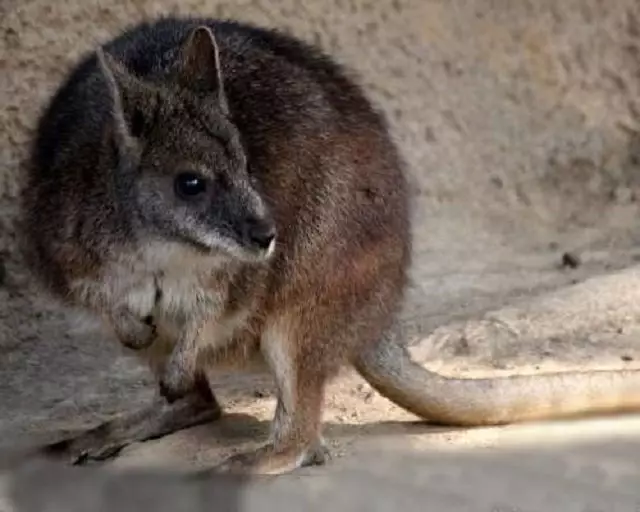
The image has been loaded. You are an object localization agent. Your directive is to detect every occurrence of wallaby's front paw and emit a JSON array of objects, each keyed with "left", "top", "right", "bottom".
[
  {"left": 158, "top": 358, "right": 194, "bottom": 403},
  {"left": 112, "top": 310, "right": 157, "bottom": 350}
]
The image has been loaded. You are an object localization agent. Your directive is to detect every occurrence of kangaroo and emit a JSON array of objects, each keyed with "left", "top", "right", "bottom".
[{"left": 21, "top": 16, "right": 640, "bottom": 475}]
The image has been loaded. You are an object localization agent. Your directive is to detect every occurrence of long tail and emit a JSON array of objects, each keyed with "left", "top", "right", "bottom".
[{"left": 353, "top": 337, "right": 640, "bottom": 426}]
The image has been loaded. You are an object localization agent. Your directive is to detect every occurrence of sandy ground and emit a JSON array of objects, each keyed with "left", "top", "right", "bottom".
[{"left": 2, "top": 0, "right": 640, "bottom": 509}]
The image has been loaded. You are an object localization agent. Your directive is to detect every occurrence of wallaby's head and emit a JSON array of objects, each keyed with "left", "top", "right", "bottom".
[{"left": 98, "top": 26, "right": 275, "bottom": 262}]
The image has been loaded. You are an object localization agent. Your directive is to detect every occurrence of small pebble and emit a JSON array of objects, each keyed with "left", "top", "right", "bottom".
[{"left": 561, "top": 251, "right": 581, "bottom": 269}]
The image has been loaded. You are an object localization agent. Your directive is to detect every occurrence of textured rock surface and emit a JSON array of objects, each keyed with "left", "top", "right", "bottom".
[{"left": 2, "top": 0, "right": 640, "bottom": 508}]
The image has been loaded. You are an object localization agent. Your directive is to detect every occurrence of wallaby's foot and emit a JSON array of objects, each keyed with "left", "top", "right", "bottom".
[
  {"left": 111, "top": 308, "right": 157, "bottom": 350},
  {"left": 215, "top": 440, "right": 330, "bottom": 475},
  {"left": 43, "top": 379, "right": 221, "bottom": 465}
]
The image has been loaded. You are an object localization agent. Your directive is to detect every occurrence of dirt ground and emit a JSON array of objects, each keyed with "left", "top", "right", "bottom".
[{"left": 2, "top": 0, "right": 640, "bottom": 509}]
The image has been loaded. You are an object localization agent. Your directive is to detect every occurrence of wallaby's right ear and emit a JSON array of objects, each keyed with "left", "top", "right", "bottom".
[
  {"left": 175, "top": 26, "right": 229, "bottom": 114},
  {"left": 96, "top": 48, "right": 149, "bottom": 153}
]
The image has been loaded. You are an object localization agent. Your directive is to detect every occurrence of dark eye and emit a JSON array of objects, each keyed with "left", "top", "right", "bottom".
[
  {"left": 174, "top": 172, "right": 207, "bottom": 199},
  {"left": 130, "top": 108, "right": 145, "bottom": 138}
]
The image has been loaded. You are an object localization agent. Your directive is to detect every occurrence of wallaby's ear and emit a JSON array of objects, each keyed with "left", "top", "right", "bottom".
[
  {"left": 96, "top": 48, "right": 149, "bottom": 154},
  {"left": 175, "top": 26, "right": 228, "bottom": 113}
]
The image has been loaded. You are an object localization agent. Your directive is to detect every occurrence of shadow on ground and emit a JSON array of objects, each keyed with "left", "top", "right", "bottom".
[{"left": 2, "top": 435, "right": 640, "bottom": 512}]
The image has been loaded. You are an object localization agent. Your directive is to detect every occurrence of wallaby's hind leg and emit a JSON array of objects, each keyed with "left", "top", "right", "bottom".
[
  {"left": 42, "top": 375, "right": 222, "bottom": 465},
  {"left": 215, "top": 318, "right": 330, "bottom": 475}
]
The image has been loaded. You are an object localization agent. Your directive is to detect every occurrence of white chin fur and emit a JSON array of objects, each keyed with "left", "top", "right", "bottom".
[
  {"left": 264, "top": 237, "right": 276, "bottom": 258},
  {"left": 197, "top": 233, "right": 276, "bottom": 263}
]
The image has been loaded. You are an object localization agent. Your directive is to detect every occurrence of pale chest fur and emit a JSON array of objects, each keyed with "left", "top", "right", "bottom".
[{"left": 70, "top": 241, "right": 250, "bottom": 356}]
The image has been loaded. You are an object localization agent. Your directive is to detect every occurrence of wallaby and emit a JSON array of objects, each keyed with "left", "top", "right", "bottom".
[{"left": 21, "top": 16, "right": 640, "bottom": 475}]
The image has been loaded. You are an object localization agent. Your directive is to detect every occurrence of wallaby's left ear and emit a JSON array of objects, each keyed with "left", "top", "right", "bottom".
[
  {"left": 175, "top": 26, "right": 228, "bottom": 113},
  {"left": 96, "top": 47, "right": 149, "bottom": 156}
]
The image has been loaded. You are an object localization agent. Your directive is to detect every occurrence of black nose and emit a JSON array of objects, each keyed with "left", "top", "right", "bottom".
[{"left": 245, "top": 219, "right": 276, "bottom": 251}]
